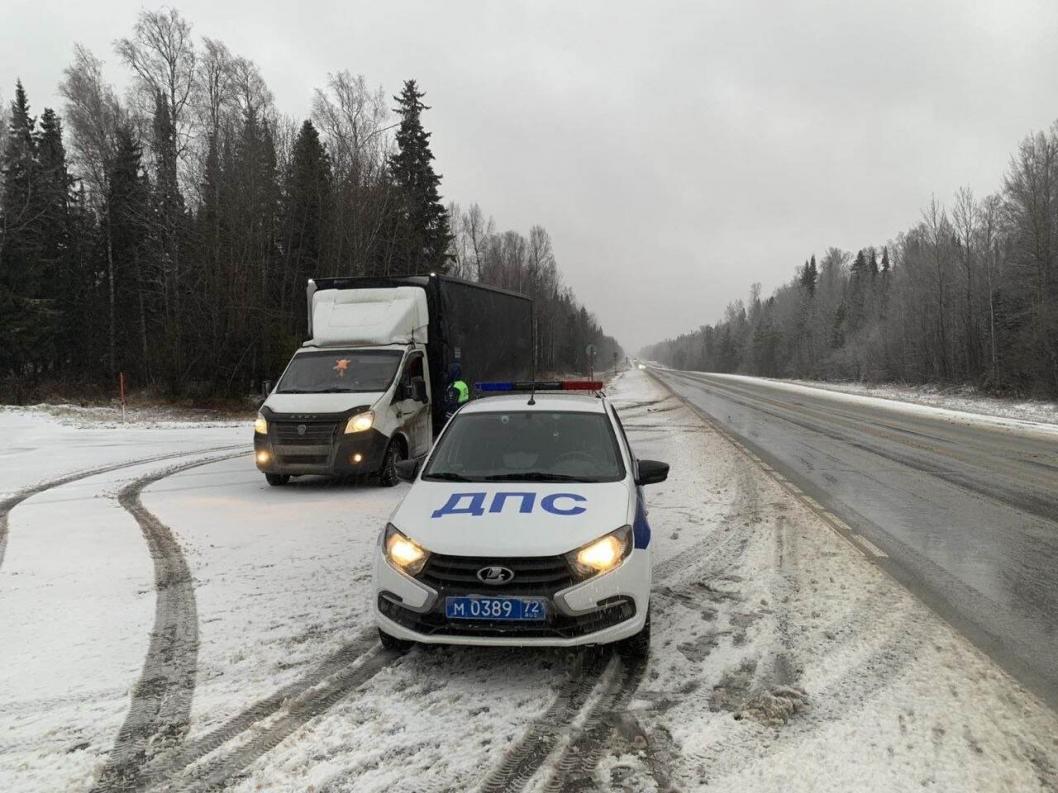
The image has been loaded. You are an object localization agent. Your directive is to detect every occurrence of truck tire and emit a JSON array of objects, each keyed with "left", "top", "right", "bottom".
[
  {"left": 378, "top": 441, "right": 405, "bottom": 487},
  {"left": 265, "top": 473, "right": 290, "bottom": 487},
  {"left": 614, "top": 609, "right": 650, "bottom": 660}
]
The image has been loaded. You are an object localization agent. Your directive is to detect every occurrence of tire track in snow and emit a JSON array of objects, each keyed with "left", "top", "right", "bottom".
[
  {"left": 137, "top": 628, "right": 379, "bottom": 790},
  {"left": 539, "top": 653, "right": 651, "bottom": 793},
  {"left": 92, "top": 451, "right": 245, "bottom": 793},
  {"left": 0, "top": 443, "right": 245, "bottom": 571},
  {"left": 156, "top": 645, "right": 400, "bottom": 793},
  {"left": 477, "top": 651, "right": 611, "bottom": 793}
]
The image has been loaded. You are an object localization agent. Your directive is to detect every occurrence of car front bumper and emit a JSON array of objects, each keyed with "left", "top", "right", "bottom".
[{"left": 372, "top": 547, "right": 650, "bottom": 647}]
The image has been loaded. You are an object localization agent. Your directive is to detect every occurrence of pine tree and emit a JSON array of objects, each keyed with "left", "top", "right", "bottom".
[
  {"left": 150, "top": 92, "right": 186, "bottom": 391},
  {"left": 35, "top": 108, "right": 74, "bottom": 367},
  {"left": 387, "top": 80, "right": 452, "bottom": 274},
  {"left": 0, "top": 81, "right": 48, "bottom": 378},
  {"left": 106, "top": 124, "right": 151, "bottom": 380},
  {"left": 799, "top": 255, "right": 818, "bottom": 296},
  {"left": 280, "top": 120, "right": 329, "bottom": 337}
]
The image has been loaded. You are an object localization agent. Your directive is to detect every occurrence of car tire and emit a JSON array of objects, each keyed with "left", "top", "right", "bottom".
[
  {"left": 265, "top": 473, "right": 290, "bottom": 487},
  {"left": 378, "top": 627, "right": 413, "bottom": 654},
  {"left": 378, "top": 441, "right": 405, "bottom": 488},
  {"left": 614, "top": 609, "right": 651, "bottom": 661}
]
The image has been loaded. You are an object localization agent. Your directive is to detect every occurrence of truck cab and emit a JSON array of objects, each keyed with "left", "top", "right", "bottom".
[
  {"left": 254, "top": 285, "right": 434, "bottom": 486},
  {"left": 253, "top": 275, "right": 533, "bottom": 487}
]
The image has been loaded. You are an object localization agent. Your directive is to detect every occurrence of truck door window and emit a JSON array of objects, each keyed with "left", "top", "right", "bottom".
[{"left": 401, "top": 354, "right": 425, "bottom": 402}]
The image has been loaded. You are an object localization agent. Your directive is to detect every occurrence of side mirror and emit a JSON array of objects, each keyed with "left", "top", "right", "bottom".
[
  {"left": 411, "top": 376, "right": 428, "bottom": 403},
  {"left": 635, "top": 459, "right": 669, "bottom": 486},
  {"left": 395, "top": 458, "right": 421, "bottom": 483}
]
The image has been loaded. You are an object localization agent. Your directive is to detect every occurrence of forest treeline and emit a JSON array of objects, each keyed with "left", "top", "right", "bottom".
[
  {"left": 0, "top": 8, "right": 620, "bottom": 402},
  {"left": 643, "top": 125, "right": 1058, "bottom": 398}
]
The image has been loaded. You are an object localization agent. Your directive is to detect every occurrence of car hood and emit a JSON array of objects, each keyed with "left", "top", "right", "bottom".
[
  {"left": 263, "top": 391, "right": 385, "bottom": 415},
  {"left": 389, "top": 480, "right": 634, "bottom": 557}
]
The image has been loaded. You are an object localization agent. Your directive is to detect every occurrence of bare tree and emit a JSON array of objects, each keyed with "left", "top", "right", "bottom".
[
  {"left": 60, "top": 45, "right": 128, "bottom": 375},
  {"left": 114, "top": 7, "right": 198, "bottom": 171},
  {"left": 311, "top": 71, "right": 389, "bottom": 179},
  {"left": 59, "top": 44, "right": 124, "bottom": 202},
  {"left": 952, "top": 186, "right": 981, "bottom": 374}
]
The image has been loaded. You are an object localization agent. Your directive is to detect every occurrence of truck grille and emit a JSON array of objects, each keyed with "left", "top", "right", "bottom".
[
  {"left": 272, "top": 420, "right": 339, "bottom": 445},
  {"left": 418, "top": 553, "right": 575, "bottom": 595}
]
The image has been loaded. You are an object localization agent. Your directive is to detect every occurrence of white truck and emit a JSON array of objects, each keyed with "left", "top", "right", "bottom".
[{"left": 253, "top": 275, "right": 534, "bottom": 486}]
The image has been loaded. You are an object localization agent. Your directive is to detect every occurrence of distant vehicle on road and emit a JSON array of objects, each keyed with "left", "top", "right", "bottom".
[
  {"left": 253, "top": 275, "right": 533, "bottom": 486},
  {"left": 372, "top": 381, "right": 669, "bottom": 655}
]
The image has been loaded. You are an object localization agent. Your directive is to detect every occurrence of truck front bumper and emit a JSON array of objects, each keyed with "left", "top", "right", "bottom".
[{"left": 254, "top": 428, "right": 390, "bottom": 476}]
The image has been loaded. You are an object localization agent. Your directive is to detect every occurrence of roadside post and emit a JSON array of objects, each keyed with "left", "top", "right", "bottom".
[
  {"left": 119, "top": 372, "right": 127, "bottom": 423},
  {"left": 586, "top": 343, "right": 597, "bottom": 380}
]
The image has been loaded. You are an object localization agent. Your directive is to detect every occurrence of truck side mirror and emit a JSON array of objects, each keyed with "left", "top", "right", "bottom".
[
  {"left": 395, "top": 458, "right": 420, "bottom": 482},
  {"left": 635, "top": 459, "right": 669, "bottom": 486},
  {"left": 411, "top": 376, "right": 428, "bottom": 403}
]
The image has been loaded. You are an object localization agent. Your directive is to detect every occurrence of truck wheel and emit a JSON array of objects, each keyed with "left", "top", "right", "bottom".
[
  {"left": 614, "top": 609, "right": 651, "bottom": 661},
  {"left": 265, "top": 473, "right": 290, "bottom": 487},
  {"left": 378, "top": 627, "right": 413, "bottom": 653},
  {"left": 378, "top": 442, "right": 404, "bottom": 487}
]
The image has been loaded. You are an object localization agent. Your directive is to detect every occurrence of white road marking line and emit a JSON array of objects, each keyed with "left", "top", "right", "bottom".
[{"left": 852, "top": 534, "right": 889, "bottom": 558}]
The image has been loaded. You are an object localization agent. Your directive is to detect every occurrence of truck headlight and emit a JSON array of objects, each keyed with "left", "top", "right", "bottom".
[
  {"left": 254, "top": 414, "right": 268, "bottom": 434},
  {"left": 384, "top": 524, "right": 430, "bottom": 576},
  {"left": 567, "top": 525, "right": 632, "bottom": 579},
  {"left": 345, "top": 410, "right": 374, "bottom": 434}
]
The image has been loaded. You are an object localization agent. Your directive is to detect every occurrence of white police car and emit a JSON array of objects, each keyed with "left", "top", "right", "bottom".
[{"left": 372, "top": 380, "right": 669, "bottom": 657}]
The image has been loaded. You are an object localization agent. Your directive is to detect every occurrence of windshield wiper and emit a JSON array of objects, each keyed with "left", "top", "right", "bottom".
[
  {"left": 482, "top": 472, "right": 598, "bottom": 483},
  {"left": 423, "top": 471, "right": 472, "bottom": 482}
]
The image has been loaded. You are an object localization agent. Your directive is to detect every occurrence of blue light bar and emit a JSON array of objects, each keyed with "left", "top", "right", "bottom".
[{"left": 475, "top": 380, "right": 604, "bottom": 392}]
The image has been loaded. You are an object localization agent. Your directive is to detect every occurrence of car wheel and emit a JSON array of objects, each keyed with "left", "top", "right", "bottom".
[
  {"left": 378, "top": 627, "right": 413, "bottom": 654},
  {"left": 378, "top": 442, "right": 405, "bottom": 488},
  {"left": 265, "top": 473, "right": 290, "bottom": 487},
  {"left": 614, "top": 609, "right": 651, "bottom": 661}
]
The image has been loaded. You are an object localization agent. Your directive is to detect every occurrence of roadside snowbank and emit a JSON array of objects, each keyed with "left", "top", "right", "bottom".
[
  {"left": 702, "top": 372, "right": 1058, "bottom": 437},
  {"left": 784, "top": 377, "right": 1058, "bottom": 425}
]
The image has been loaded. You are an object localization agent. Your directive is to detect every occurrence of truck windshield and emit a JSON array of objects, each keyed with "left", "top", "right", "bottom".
[
  {"left": 276, "top": 350, "right": 403, "bottom": 394},
  {"left": 423, "top": 410, "right": 626, "bottom": 483}
]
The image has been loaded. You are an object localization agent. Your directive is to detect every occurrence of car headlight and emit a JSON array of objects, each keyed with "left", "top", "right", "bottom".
[
  {"left": 254, "top": 413, "right": 268, "bottom": 434},
  {"left": 567, "top": 525, "right": 633, "bottom": 580},
  {"left": 384, "top": 524, "right": 430, "bottom": 576},
  {"left": 345, "top": 410, "right": 374, "bottom": 434}
]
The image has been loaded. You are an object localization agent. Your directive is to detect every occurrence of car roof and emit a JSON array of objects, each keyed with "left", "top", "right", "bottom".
[{"left": 459, "top": 392, "right": 610, "bottom": 415}]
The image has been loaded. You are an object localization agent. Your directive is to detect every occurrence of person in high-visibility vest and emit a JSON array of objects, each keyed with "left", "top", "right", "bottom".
[{"left": 445, "top": 363, "right": 470, "bottom": 420}]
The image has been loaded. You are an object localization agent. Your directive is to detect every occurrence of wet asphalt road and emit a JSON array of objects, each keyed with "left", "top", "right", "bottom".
[{"left": 651, "top": 368, "right": 1058, "bottom": 710}]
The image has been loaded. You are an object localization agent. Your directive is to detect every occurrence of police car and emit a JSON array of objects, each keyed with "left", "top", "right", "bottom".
[{"left": 372, "top": 380, "right": 669, "bottom": 657}]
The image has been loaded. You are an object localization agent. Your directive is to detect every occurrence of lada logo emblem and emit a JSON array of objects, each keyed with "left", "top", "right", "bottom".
[
  {"left": 297, "top": 424, "right": 307, "bottom": 436},
  {"left": 477, "top": 566, "right": 514, "bottom": 585}
]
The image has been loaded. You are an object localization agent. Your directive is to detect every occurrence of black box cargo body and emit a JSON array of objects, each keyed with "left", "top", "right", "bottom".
[{"left": 308, "top": 275, "right": 534, "bottom": 433}]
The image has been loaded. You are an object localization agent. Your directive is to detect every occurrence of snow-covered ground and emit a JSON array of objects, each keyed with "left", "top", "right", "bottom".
[
  {"left": 782, "top": 377, "right": 1058, "bottom": 425},
  {"left": 677, "top": 372, "right": 1058, "bottom": 438},
  {"left": 689, "top": 372, "right": 1058, "bottom": 431},
  {"left": 1, "top": 372, "right": 1056, "bottom": 792}
]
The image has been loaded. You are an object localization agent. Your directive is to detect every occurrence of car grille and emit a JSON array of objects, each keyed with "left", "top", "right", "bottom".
[
  {"left": 272, "top": 420, "right": 339, "bottom": 445},
  {"left": 378, "top": 593, "right": 636, "bottom": 640},
  {"left": 418, "top": 553, "right": 576, "bottom": 595}
]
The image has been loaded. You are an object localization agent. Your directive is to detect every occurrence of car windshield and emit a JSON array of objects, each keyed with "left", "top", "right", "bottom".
[
  {"left": 276, "top": 350, "right": 403, "bottom": 394},
  {"left": 423, "top": 410, "right": 625, "bottom": 483}
]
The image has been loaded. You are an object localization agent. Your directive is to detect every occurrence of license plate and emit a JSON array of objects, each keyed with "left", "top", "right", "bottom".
[{"left": 445, "top": 596, "right": 548, "bottom": 621}]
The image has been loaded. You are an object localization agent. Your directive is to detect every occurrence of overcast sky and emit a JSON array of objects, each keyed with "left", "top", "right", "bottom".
[{"left": 4, "top": 0, "right": 1058, "bottom": 351}]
